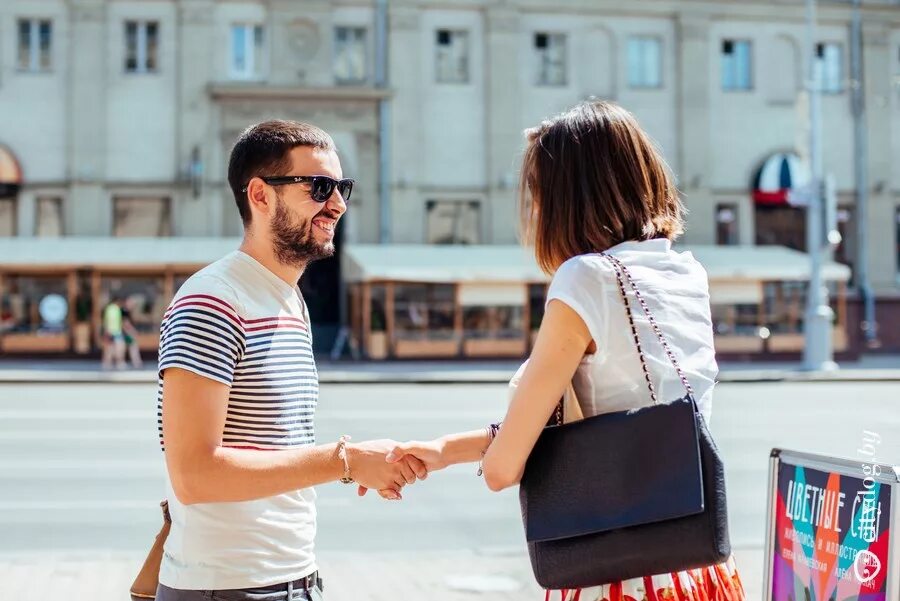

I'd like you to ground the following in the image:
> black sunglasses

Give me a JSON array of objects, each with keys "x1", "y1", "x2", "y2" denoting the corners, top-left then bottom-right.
[{"x1": 243, "y1": 175, "x2": 354, "y2": 203}]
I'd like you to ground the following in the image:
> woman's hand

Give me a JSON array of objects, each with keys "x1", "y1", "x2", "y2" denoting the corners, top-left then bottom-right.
[{"x1": 385, "y1": 439, "x2": 449, "y2": 472}]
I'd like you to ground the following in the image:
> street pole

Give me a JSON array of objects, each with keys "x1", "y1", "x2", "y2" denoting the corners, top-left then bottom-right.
[
  {"x1": 850, "y1": 0, "x2": 879, "y2": 348},
  {"x1": 802, "y1": 0, "x2": 838, "y2": 371},
  {"x1": 375, "y1": 0, "x2": 391, "y2": 244}
]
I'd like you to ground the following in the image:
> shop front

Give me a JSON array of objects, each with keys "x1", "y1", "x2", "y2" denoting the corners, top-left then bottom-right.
[
  {"x1": 344, "y1": 244, "x2": 853, "y2": 361},
  {"x1": 344, "y1": 245, "x2": 544, "y2": 360},
  {"x1": 0, "y1": 238, "x2": 239, "y2": 356}
]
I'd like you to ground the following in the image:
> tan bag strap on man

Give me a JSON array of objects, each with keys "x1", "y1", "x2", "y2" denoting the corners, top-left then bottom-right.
[{"x1": 130, "y1": 500, "x2": 170, "y2": 600}]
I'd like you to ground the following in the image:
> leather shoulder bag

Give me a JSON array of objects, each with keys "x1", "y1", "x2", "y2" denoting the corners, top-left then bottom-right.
[
  {"x1": 129, "y1": 500, "x2": 170, "y2": 600},
  {"x1": 519, "y1": 253, "x2": 731, "y2": 589}
]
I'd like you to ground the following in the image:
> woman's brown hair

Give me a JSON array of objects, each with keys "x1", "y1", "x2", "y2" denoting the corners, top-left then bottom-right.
[{"x1": 519, "y1": 100, "x2": 685, "y2": 274}]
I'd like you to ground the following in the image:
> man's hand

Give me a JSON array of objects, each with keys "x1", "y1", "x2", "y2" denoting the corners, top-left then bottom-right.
[
  {"x1": 385, "y1": 439, "x2": 449, "y2": 472},
  {"x1": 349, "y1": 439, "x2": 428, "y2": 501}
]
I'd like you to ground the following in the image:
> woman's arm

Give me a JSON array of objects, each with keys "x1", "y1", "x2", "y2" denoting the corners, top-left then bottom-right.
[
  {"x1": 385, "y1": 429, "x2": 490, "y2": 473},
  {"x1": 385, "y1": 299, "x2": 592, "y2": 491},
  {"x1": 479, "y1": 299, "x2": 592, "y2": 490}
]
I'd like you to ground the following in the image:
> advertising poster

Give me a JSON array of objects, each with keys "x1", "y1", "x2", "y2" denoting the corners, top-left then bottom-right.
[{"x1": 772, "y1": 461, "x2": 891, "y2": 601}]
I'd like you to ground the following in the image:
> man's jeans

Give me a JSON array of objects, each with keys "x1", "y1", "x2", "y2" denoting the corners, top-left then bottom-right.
[{"x1": 156, "y1": 575, "x2": 324, "y2": 601}]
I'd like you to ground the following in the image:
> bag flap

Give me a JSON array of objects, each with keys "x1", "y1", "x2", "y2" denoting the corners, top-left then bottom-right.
[{"x1": 520, "y1": 396, "x2": 704, "y2": 542}]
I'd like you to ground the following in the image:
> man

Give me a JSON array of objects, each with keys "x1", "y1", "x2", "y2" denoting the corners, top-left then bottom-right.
[{"x1": 157, "y1": 121, "x2": 426, "y2": 601}]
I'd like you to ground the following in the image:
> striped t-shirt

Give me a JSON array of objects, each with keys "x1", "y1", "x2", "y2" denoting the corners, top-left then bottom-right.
[{"x1": 156, "y1": 250, "x2": 319, "y2": 590}]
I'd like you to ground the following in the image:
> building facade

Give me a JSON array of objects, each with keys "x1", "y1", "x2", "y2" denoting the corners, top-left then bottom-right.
[{"x1": 1, "y1": 0, "x2": 899, "y2": 355}]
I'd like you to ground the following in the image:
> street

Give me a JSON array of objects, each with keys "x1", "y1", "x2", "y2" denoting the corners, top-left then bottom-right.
[{"x1": 0, "y1": 379, "x2": 897, "y2": 600}]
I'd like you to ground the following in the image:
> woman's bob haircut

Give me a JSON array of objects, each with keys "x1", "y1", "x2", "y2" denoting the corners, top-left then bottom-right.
[{"x1": 519, "y1": 100, "x2": 685, "y2": 274}]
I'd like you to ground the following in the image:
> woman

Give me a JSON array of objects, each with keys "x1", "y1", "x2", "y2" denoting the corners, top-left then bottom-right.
[{"x1": 382, "y1": 101, "x2": 745, "y2": 601}]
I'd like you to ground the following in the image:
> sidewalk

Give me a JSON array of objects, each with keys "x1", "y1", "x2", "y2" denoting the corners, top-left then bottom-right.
[
  {"x1": 0, "y1": 546, "x2": 765, "y2": 601},
  {"x1": 0, "y1": 355, "x2": 898, "y2": 383}
]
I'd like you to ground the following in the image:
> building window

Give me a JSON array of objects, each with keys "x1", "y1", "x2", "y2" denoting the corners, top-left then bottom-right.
[
  {"x1": 393, "y1": 284, "x2": 456, "y2": 342},
  {"x1": 17, "y1": 19, "x2": 52, "y2": 72},
  {"x1": 230, "y1": 24, "x2": 265, "y2": 80},
  {"x1": 435, "y1": 29, "x2": 469, "y2": 84},
  {"x1": 896, "y1": 207, "x2": 900, "y2": 280},
  {"x1": 715, "y1": 204, "x2": 739, "y2": 245},
  {"x1": 721, "y1": 39, "x2": 752, "y2": 91},
  {"x1": 0, "y1": 275, "x2": 70, "y2": 336},
  {"x1": 334, "y1": 26, "x2": 367, "y2": 85},
  {"x1": 0, "y1": 198, "x2": 15, "y2": 236},
  {"x1": 627, "y1": 36, "x2": 662, "y2": 89},
  {"x1": 113, "y1": 197, "x2": 171, "y2": 237},
  {"x1": 125, "y1": 21, "x2": 159, "y2": 73},
  {"x1": 815, "y1": 42, "x2": 843, "y2": 94},
  {"x1": 426, "y1": 200, "x2": 480, "y2": 244},
  {"x1": 535, "y1": 33, "x2": 567, "y2": 86},
  {"x1": 35, "y1": 197, "x2": 63, "y2": 237}
]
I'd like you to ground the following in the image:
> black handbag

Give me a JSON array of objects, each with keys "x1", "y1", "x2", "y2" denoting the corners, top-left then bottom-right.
[{"x1": 519, "y1": 253, "x2": 731, "y2": 590}]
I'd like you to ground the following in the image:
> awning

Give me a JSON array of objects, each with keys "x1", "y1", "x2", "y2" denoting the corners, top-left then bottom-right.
[
  {"x1": 343, "y1": 244, "x2": 852, "y2": 284},
  {"x1": 343, "y1": 244, "x2": 547, "y2": 283},
  {"x1": 0, "y1": 237, "x2": 242, "y2": 268},
  {"x1": 0, "y1": 144, "x2": 22, "y2": 197},
  {"x1": 0, "y1": 239, "x2": 852, "y2": 285},
  {"x1": 458, "y1": 283, "x2": 527, "y2": 306},
  {"x1": 752, "y1": 152, "x2": 810, "y2": 207},
  {"x1": 686, "y1": 245, "x2": 851, "y2": 282}
]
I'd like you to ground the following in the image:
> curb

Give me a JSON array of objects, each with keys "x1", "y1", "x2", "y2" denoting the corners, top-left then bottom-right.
[{"x1": 0, "y1": 367, "x2": 898, "y2": 384}]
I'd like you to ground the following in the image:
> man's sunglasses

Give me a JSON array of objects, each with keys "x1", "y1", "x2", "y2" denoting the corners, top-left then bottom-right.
[{"x1": 243, "y1": 175, "x2": 354, "y2": 203}]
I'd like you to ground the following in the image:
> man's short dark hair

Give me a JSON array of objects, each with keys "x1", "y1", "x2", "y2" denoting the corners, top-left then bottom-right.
[{"x1": 227, "y1": 120, "x2": 335, "y2": 225}]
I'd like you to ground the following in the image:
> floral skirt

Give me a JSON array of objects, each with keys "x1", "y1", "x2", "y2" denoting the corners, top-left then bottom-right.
[{"x1": 547, "y1": 556, "x2": 745, "y2": 601}]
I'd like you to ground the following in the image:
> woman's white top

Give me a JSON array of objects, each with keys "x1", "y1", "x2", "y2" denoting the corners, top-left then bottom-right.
[{"x1": 516, "y1": 238, "x2": 718, "y2": 424}]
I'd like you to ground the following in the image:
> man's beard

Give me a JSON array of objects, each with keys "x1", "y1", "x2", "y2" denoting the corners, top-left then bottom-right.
[{"x1": 271, "y1": 194, "x2": 336, "y2": 267}]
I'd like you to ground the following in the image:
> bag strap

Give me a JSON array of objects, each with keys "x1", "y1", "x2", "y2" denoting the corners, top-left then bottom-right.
[
  {"x1": 552, "y1": 251, "x2": 695, "y2": 424},
  {"x1": 602, "y1": 253, "x2": 695, "y2": 402}
]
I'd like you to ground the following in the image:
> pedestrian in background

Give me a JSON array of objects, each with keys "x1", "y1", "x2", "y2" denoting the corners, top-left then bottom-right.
[
  {"x1": 385, "y1": 100, "x2": 746, "y2": 601},
  {"x1": 101, "y1": 296, "x2": 126, "y2": 370}
]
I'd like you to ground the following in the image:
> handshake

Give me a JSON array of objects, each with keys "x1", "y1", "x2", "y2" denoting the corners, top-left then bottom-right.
[{"x1": 344, "y1": 437, "x2": 452, "y2": 501}]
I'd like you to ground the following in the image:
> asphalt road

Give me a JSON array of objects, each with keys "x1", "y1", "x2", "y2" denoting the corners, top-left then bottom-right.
[{"x1": 0, "y1": 379, "x2": 897, "y2": 599}]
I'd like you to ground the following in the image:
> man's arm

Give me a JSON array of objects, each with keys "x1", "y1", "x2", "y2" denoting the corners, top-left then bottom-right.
[{"x1": 162, "y1": 368, "x2": 424, "y2": 505}]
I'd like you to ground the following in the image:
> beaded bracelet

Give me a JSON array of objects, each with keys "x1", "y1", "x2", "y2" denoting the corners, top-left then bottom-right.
[{"x1": 477, "y1": 422, "x2": 502, "y2": 476}]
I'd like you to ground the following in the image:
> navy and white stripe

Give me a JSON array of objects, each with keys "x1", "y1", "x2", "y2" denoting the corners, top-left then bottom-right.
[{"x1": 157, "y1": 293, "x2": 318, "y2": 451}]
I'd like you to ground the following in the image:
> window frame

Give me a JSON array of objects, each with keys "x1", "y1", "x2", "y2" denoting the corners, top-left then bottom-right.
[
  {"x1": 715, "y1": 203, "x2": 740, "y2": 246},
  {"x1": 17, "y1": 18, "x2": 53, "y2": 73},
  {"x1": 435, "y1": 28, "x2": 470, "y2": 84},
  {"x1": 626, "y1": 35, "x2": 663, "y2": 90},
  {"x1": 333, "y1": 25, "x2": 369, "y2": 85},
  {"x1": 229, "y1": 23, "x2": 266, "y2": 81},
  {"x1": 534, "y1": 32, "x2": 568, "y2": 87},
  {"x1": 815, "y1": 41, "x2": 844, "y2": 94},
  {"x1": 0, "y1": 197, "x2": 17, "y2": 237},
  {"x1": 124, "y1": 20, "x2": 160, "y2": 74},
  {"x1": 34, "y1": 196, "x2": 64, "y2": 237},
  {"x1": 425, "y1": 199, "x2": 481, "y2": 245},
  {"x1": 112, "y1": 196, "x2": 172, "y2": 238},
  {"x1": 721, "y1": 38, "x2": 754, "y2": 92}
]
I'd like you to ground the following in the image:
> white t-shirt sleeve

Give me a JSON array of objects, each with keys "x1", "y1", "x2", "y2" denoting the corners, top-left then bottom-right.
[
  {"x1": 545, "y1": 256, "x2": 611, "y2": 351},
  {"x1": 158, "y1": 274, "x2": 246, "y2": 387}
]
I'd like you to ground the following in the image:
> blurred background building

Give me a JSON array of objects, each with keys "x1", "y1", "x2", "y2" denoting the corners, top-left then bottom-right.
[{"x1": 0, "y1": 0, "x2": 898, "y2": 359}]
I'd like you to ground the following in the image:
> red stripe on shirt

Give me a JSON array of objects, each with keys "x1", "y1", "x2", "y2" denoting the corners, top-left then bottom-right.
[{"x1": 164, "y1": 300, "x2": 243, "y2": 329}]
